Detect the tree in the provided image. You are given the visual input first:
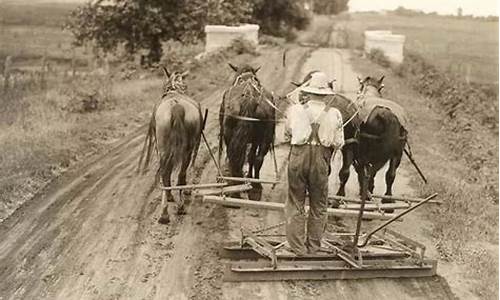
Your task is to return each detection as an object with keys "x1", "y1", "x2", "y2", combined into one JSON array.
[
  {"x1": 66, "y1": 0, "x2": 311, "y2": 63},
  {"x1": 312, "y1": 0, "x2": 349, "y2": 15},
  {"x1": 67, "y1": 0, "x2": 215, "y2": 63},
  {"x1": 252, "y1": 0, "x2": 310, "y2": 37}
]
